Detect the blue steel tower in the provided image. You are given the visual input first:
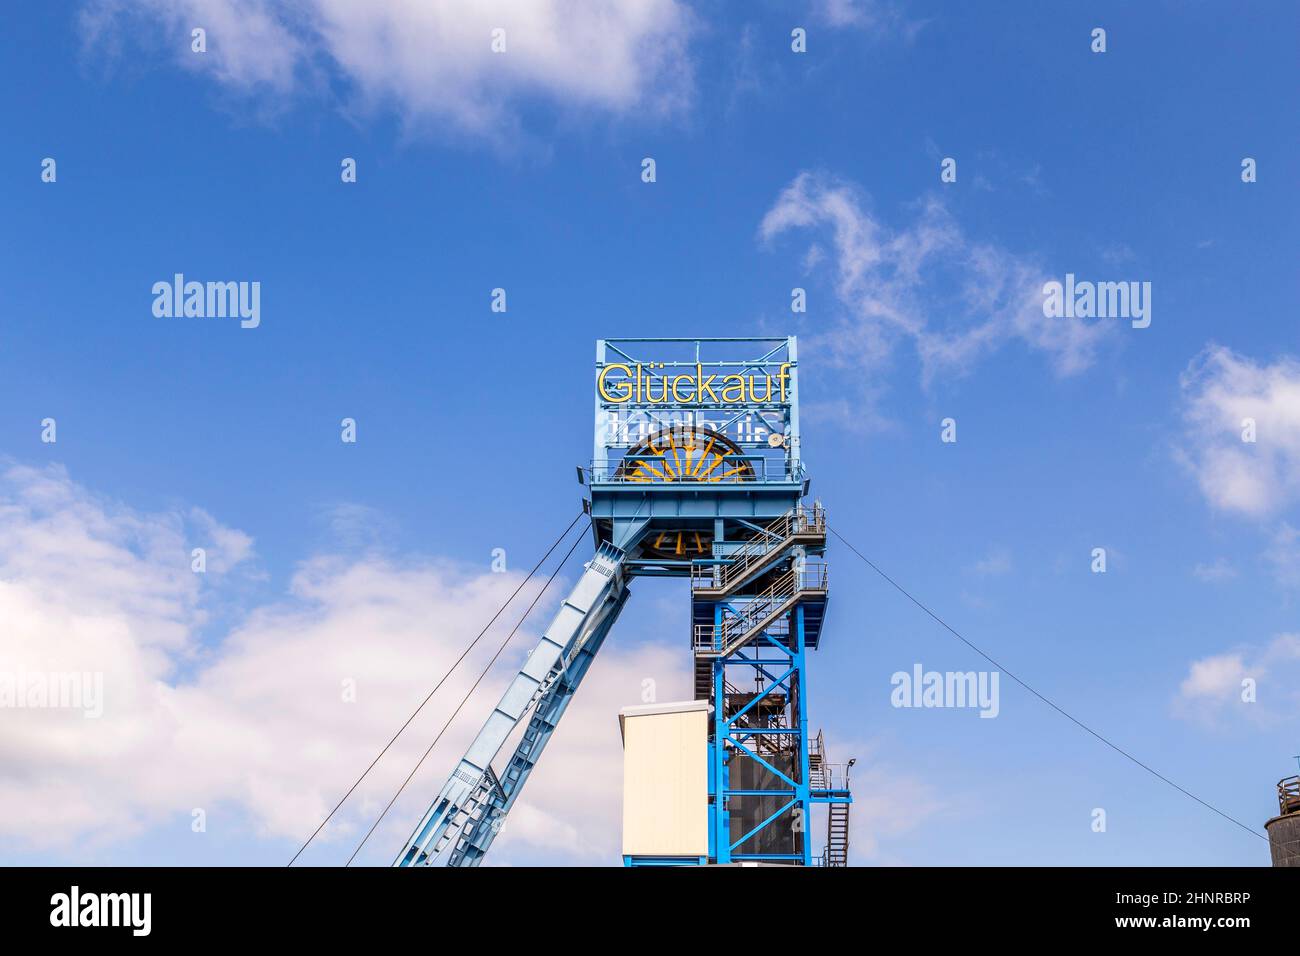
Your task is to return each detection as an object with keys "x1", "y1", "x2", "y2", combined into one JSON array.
[{"x1": 395, "y1": 337, "x2": 851, "y2": 867}]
